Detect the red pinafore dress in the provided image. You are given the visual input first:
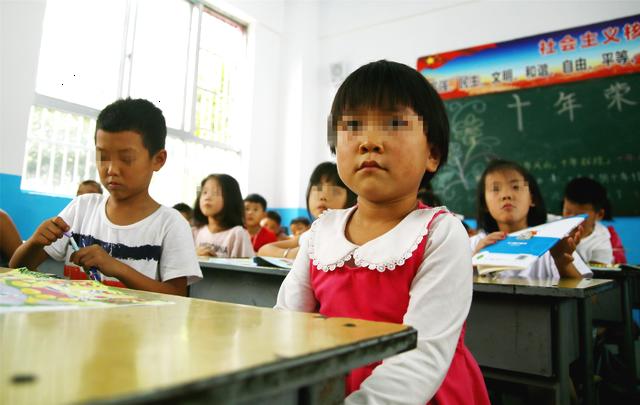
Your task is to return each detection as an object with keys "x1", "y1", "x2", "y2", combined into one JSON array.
[{"x1": 309, "y1": 207, "x2": 490, "y2": 404}]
